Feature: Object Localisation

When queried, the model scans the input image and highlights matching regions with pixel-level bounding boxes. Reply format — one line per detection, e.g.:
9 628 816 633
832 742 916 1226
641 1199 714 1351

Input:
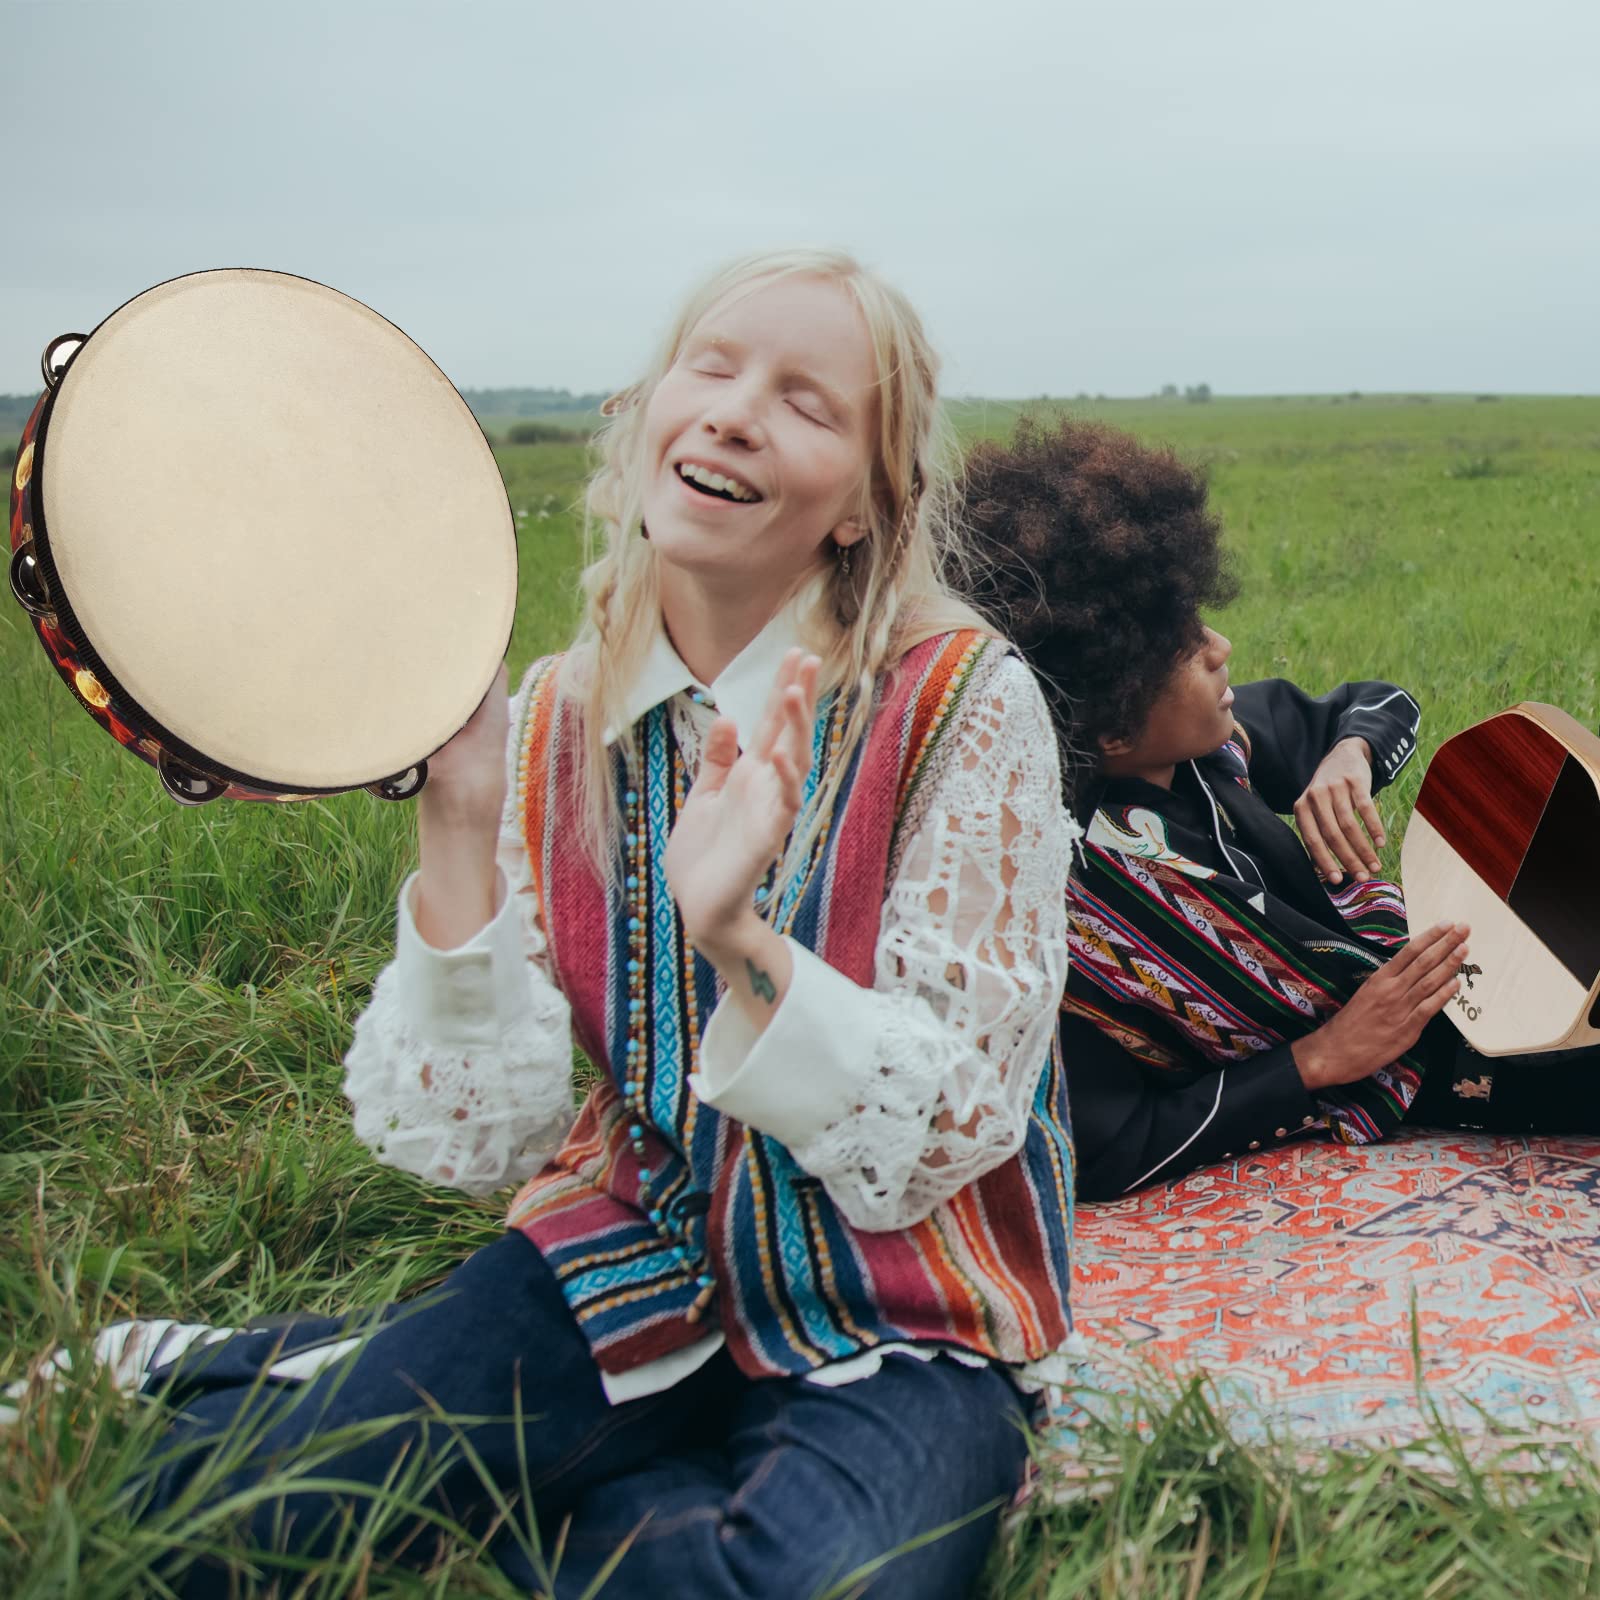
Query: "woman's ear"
1098 731 1135 758
832 517 868 550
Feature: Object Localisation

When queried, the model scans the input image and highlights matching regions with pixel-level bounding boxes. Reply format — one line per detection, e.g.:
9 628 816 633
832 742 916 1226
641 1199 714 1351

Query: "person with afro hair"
963 415 1597 1202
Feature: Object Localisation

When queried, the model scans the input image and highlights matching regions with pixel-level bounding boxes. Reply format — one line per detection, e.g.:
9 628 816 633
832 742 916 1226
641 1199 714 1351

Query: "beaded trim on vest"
505 632 1075 1378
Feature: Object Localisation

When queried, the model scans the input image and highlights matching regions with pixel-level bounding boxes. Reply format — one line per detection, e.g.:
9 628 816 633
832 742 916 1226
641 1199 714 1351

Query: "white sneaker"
1 1319 237 1424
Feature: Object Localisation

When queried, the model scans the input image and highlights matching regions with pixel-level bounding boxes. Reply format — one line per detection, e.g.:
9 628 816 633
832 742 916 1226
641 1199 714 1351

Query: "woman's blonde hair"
568 247 991 893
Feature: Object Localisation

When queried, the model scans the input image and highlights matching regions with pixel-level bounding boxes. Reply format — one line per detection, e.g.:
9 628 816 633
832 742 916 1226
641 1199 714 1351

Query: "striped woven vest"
505 631 1075 1379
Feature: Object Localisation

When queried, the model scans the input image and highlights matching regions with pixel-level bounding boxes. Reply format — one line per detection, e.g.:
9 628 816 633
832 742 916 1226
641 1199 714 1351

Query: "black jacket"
1065 677 1422 1200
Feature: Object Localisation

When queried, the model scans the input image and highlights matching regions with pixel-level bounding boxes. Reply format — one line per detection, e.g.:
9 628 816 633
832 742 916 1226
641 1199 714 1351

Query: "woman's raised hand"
414 662 510 950
421 661 511 831
666 649 820 948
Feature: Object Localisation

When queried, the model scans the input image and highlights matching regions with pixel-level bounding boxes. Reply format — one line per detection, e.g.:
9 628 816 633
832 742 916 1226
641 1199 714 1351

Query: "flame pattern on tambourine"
9 392 300 803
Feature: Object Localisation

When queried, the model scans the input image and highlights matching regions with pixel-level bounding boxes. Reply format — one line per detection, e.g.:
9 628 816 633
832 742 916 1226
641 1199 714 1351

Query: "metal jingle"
156 748 228 806
368 760 428 802
9 542 53 620
41 332 88 389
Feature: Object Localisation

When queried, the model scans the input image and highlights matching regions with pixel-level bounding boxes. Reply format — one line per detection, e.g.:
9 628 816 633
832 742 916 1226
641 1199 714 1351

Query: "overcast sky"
6 0 1597 398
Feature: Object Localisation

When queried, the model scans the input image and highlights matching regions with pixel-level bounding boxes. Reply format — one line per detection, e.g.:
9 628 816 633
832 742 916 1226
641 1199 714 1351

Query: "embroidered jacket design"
1066 820 1421 1147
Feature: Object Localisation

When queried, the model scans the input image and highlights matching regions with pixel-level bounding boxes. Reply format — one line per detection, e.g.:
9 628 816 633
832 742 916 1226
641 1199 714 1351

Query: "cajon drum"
1402 703 1600 1055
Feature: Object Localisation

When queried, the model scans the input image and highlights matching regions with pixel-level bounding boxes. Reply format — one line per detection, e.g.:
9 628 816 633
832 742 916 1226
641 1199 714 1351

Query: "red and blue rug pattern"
1057 1132 1600 1455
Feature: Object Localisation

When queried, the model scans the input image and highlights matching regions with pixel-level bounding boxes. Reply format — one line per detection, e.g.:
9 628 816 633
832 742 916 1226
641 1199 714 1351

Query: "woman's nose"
1208 628 1233 665
700 380 764 448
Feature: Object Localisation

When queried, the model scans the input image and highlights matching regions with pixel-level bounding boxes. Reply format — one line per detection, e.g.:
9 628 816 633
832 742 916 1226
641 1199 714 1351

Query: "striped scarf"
506 631 1076 1378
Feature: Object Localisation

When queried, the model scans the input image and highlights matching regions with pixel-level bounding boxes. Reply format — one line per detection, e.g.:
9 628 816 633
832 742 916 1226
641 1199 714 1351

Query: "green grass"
3 396 1599 1595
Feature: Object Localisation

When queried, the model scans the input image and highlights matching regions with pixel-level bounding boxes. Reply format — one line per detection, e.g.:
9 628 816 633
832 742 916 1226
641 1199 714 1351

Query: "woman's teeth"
678 463 759 503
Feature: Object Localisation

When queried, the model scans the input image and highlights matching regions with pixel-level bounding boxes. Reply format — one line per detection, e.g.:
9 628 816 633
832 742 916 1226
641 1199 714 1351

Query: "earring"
838 542 852 579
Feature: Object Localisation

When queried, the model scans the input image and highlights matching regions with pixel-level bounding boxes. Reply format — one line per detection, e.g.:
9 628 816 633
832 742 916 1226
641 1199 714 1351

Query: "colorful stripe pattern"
505 631 1075 1377
1065 836 1422 1145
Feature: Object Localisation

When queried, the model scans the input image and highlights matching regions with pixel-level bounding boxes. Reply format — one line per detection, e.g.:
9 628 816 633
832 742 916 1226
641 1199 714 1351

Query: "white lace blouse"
342 612 1074 1396
350 633 1075 1222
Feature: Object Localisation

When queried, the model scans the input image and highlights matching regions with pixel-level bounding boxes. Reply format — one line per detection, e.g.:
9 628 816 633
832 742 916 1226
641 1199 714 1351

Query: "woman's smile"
671 456 765 506
640 274 875 595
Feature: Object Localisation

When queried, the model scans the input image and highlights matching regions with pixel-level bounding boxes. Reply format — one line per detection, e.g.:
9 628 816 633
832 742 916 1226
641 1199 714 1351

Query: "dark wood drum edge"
1516 702 1600 777
1413 707 1567 900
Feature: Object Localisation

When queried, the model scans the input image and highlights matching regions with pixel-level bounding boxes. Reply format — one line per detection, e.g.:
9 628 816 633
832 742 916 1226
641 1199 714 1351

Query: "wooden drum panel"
1403 704 1600 1055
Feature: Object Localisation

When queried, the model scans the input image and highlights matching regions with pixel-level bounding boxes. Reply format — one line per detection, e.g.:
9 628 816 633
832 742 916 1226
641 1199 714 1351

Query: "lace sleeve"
342 668 577 1197
693 654 1074 1231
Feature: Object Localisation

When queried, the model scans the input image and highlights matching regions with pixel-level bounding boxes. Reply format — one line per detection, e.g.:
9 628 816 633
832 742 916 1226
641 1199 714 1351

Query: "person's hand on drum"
1291 920 1469 1090
422 662 510 830
414 662 510 950
1295 737 1384 886
666 649 820 950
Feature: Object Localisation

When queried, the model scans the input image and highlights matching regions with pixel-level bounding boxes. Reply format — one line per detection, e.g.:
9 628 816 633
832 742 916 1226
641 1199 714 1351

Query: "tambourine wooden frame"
8 268 516 806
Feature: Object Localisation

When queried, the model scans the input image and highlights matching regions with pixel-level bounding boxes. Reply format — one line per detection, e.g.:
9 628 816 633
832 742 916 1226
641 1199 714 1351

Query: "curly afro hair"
961 414 1238 811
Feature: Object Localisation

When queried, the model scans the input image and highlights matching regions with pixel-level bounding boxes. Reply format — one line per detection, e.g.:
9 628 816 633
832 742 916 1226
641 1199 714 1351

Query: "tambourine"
1402 703 1600 1055
8 269 516 805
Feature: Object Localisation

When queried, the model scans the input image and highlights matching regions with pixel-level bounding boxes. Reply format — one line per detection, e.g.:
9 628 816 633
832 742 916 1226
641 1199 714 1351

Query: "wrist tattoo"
745 958 777 1005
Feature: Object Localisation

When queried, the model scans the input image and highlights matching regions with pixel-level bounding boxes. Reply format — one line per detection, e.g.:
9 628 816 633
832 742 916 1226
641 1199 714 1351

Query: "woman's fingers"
779 685 813 781
710 651 820 821
783 653 819 718
796 653 821 728
771 746 804 815
689 717 741 796
484 660 510 705
761 653 821 773
750 649 803 763
767 663 819 818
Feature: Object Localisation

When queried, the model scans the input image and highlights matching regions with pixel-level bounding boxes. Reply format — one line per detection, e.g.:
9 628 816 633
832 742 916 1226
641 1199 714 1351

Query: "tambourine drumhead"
1401 703 1600 1055
40 270 514 791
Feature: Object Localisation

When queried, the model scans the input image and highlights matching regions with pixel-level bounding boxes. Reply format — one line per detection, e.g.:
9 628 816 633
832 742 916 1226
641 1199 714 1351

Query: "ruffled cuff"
395 867 539 1045
343 958 575 1195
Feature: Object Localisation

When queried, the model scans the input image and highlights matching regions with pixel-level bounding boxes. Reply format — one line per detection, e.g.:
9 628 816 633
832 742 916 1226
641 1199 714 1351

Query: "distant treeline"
460 386 608 418
0 385 603 439
1 392 42 435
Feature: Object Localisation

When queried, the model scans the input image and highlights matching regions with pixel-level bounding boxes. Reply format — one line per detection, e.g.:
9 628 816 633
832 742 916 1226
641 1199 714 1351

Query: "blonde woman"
123 251 1076 1598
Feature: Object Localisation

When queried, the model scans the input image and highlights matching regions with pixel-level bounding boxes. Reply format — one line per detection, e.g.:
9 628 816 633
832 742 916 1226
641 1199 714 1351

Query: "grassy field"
3 395 1599 1596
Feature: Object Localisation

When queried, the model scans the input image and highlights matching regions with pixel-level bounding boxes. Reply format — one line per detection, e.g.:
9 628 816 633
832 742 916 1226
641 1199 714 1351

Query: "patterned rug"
1053 1131 1600 1460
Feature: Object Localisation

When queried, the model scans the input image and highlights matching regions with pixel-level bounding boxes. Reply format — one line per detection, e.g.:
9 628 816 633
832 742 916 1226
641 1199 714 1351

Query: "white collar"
611 580 822 750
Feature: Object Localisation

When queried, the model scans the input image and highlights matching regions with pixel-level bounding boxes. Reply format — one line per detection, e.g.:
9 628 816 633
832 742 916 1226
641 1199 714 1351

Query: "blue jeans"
139 1231 1034 1598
